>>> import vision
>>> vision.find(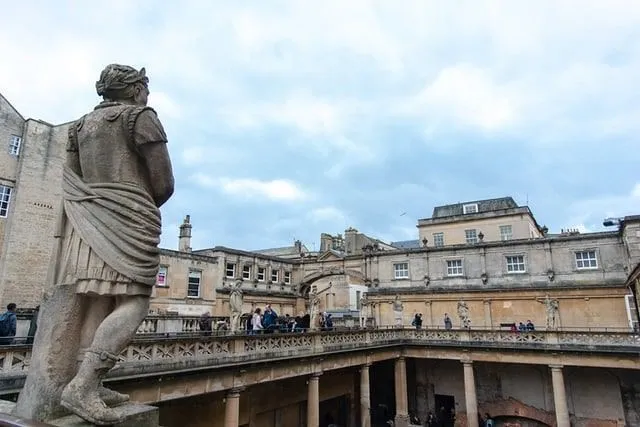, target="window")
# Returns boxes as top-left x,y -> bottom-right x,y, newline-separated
575,250 -> 597,269
257,267 -> 265,282
500,225 -> 512,241
433,232 -> 444,247
394,262 -> 409,279
156,266 -> 168,287
625,294 -> 639,332
271,269 -> 279,283
284,271 -> 291,284
242,265 -> 251,280
446,259 -> 464,276
225,262 -> 236,278
187,270 -> 201,298
0,186 -> 11,218
465,229 -> 477,244
9,135 -> 21,156
356,291 -> 361,310
463,203 -> 478,214
506,255 -> 526,273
